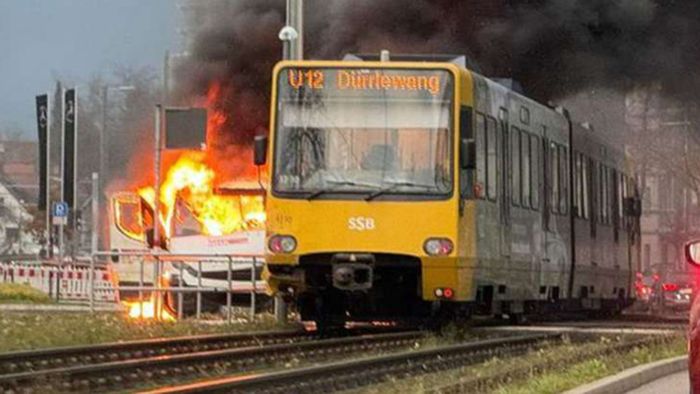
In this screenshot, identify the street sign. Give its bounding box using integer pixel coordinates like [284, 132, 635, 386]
[52, 216, 67, 226]
[52, 202, 69, 218]
[52, 202, 69, 225]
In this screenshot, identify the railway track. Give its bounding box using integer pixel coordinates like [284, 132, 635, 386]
[0, 328, 314, 375]
[144, 332, 563, 393]
[0, 330, 425, 393]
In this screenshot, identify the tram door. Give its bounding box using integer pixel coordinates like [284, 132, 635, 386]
[499, 108, 511, 258]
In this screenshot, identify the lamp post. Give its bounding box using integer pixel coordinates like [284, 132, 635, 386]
[100, 85, 135, 188]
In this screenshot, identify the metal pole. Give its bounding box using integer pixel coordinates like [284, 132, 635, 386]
[286, 0, 304, 60]
[153, 105, 162, 249]
[249, 257, 256, 322]
[58, 87, 65, 275]
[89, 253, 95, 313]
[163, 50, 170, 104]
[91, 173, 99, 254]
[71, 89, 79, 260]
[100, 87, 107, 199]
[196, 260, 202, 319]
[45, 92, 52, 259]
[270, 0, 300, 325]
[153, 105, 162, 319]
[296, 0, 303, 60]
[227, 257, 232, 324]
[139, 257, 144, 319]
[177, 262, 183, 320]
[153, 255, 161, 320]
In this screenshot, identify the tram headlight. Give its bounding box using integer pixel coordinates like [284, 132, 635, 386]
[269, 235, 297, 254]
[423, 238, 453, 256]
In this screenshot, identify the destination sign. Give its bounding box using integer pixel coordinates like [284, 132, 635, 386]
[285, 68, 448, 97]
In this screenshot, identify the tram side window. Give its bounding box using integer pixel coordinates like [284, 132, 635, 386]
[512, 127, 521, 206]
[582, 156, 590, 219]
[530, 134, 540, 210]
[521, 130, 531, 208]
[486, 116, 498, 201]
[550, 142, 559, 214]
[558, 145, 568, 214]
[475, 113, 486, 198]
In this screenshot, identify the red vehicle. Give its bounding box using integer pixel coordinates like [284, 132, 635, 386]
[684, 240, 700, 392]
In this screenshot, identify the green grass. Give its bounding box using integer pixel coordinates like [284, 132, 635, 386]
[0, 312, 285, 353]
[495, 335, 686, 394]
[0, 283, 54, 304]
[355, 333, 686, 394]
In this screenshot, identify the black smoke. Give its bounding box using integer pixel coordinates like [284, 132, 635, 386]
[176, 0, 700, 145]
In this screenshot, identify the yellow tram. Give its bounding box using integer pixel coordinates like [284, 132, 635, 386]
[257, 54, 640, 326]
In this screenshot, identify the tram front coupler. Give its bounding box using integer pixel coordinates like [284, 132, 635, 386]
[331, 253, 375, 291]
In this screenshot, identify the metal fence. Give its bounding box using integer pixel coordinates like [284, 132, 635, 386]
[0, 252, 266, 323]
[91, 250, 266, 323]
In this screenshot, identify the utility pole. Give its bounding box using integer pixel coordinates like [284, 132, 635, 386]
[163, 50, 170, 104]
[44, 93, 52, 259]
[279, 0, 303, 61]
[91, 172, 99, 254]
[59, 88, 65, 266]
[273, 0, 304, 324]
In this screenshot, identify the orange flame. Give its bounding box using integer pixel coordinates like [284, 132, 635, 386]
[122, 82, 265, 241]
[137, 152, 265, 238]
[123, 300, 175, 321]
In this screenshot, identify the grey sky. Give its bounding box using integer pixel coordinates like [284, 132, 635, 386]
[0, 0, 179, 139]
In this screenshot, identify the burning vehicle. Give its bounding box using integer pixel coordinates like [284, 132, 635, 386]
[110, 152, 268, 316]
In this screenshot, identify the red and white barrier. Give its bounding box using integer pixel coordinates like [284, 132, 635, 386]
[0, 262, 118, 303]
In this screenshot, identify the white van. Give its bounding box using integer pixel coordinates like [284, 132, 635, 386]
[109, 183, 267, 313]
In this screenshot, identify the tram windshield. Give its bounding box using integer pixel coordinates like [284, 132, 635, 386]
[273, 67, 454, 200]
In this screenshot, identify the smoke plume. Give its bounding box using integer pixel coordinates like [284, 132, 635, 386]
[176, 0, 700, 145]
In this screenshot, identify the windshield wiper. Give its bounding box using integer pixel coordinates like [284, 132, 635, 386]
[306, 180, 380, 200]
[365, 181, 434, 201]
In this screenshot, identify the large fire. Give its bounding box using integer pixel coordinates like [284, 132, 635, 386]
[116, 83, 266, 321]
[129, 82, 266, 241]
[136, 152, 265, 238]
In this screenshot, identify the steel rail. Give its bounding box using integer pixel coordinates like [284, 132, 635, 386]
[0, 328, 309, 375]
[145, 332, 562, 394]
[0, 330, 425, 393]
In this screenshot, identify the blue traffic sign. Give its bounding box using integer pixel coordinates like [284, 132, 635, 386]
[52, 202, 69, 218]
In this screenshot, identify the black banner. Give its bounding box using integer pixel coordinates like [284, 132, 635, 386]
[36, 94, 48, 211]
[62, 89, 77, 210]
